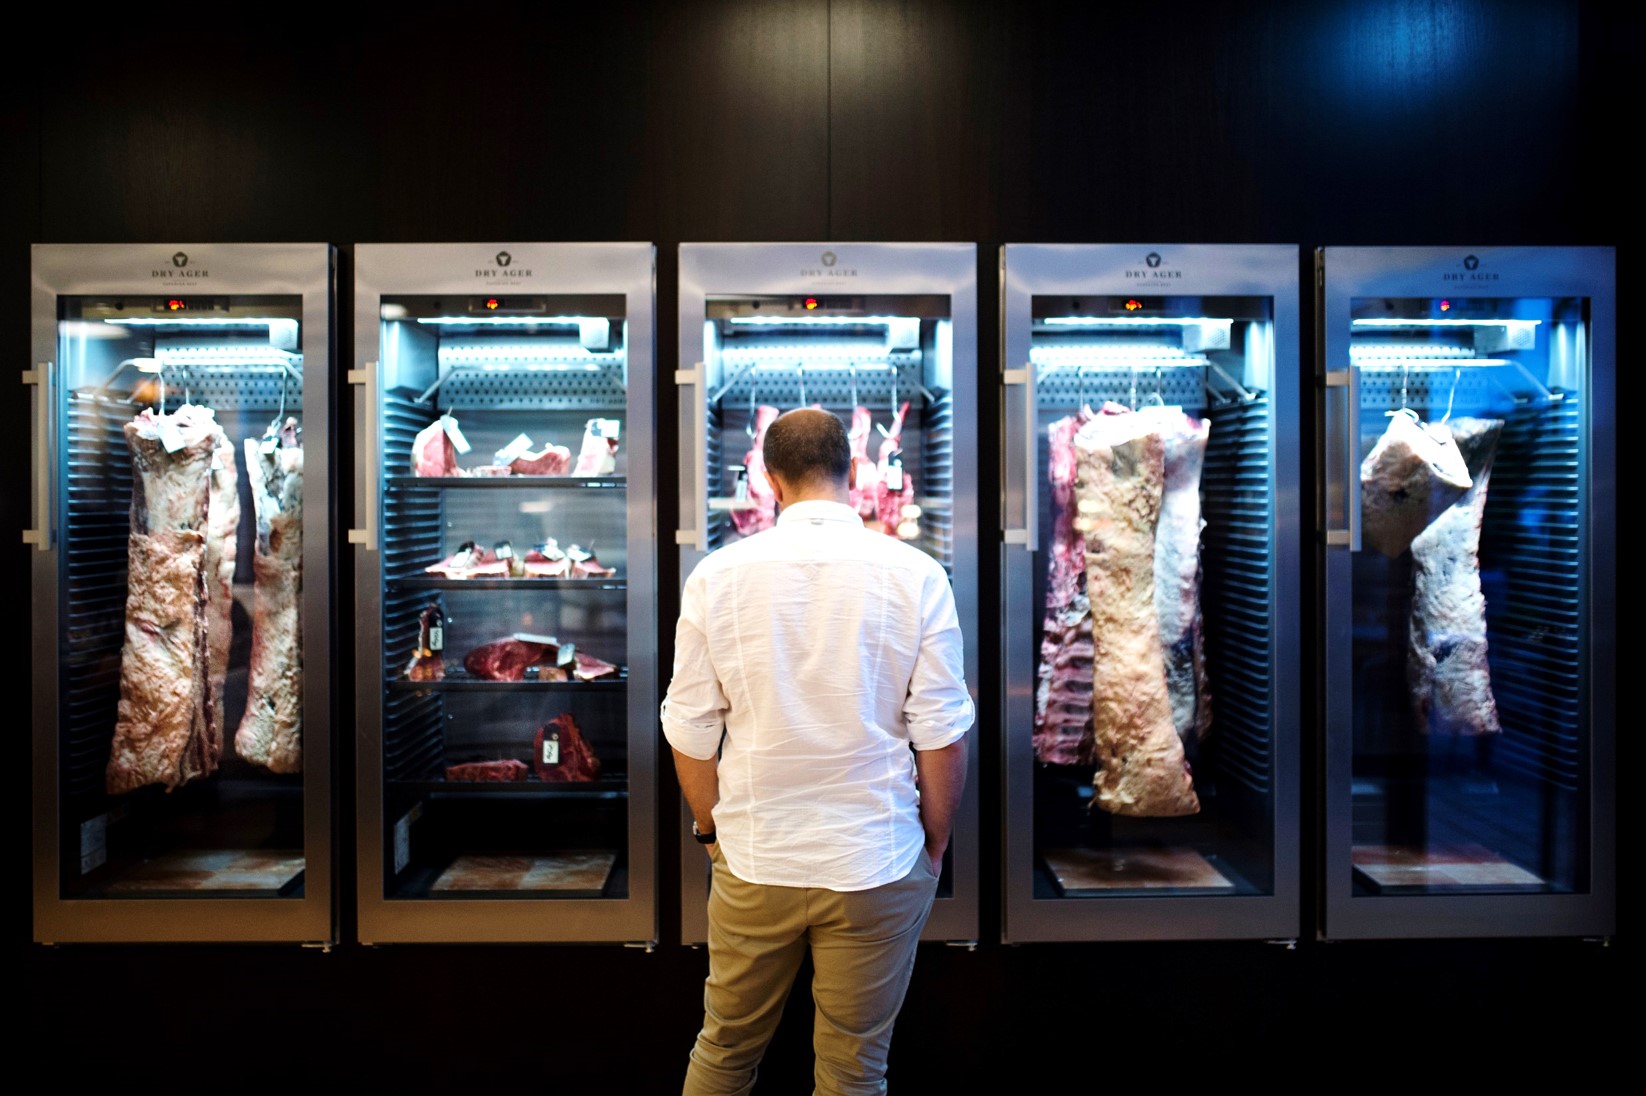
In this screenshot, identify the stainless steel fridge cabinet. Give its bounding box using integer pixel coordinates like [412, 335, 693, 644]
[353, 243, 658, 946]
[30, 243, 337, 945]
[1318, 246, 1615, 940]
[675, 242, 981, 946]
[999, 244, 1302, 942]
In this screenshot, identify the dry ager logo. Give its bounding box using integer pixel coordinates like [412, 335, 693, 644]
[475, 250, 532, 278]
[1445, 254, 1498, 282]
[800, 250, 857, 278]
[1125, 251, 1181, 280]
[152, 250, 209, 279]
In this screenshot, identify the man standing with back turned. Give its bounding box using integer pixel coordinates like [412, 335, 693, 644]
[662, 407, 973, 1096]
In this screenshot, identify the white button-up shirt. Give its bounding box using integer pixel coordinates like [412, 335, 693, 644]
[661, 499, 974, 891]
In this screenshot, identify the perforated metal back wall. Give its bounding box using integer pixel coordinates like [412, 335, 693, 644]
[380, 394, 447, 783]
[1483, 396, 1584, 793]
[1201, 397, 1275, 800]
[60, 392, 135, 803]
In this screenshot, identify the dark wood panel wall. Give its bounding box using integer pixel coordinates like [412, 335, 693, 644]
[9, 1, 1629, 1089]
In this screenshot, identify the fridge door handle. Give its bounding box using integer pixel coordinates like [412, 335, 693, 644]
[1002, 365, 1035, 548]
[348, 360, 378, 552]
[22, 362, 53, 550]
[675, 362, 707, 553]
[1324, 366, 1361, 550]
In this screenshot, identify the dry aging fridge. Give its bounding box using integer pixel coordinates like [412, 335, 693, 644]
[1000, 244, 1301, 941]
[353, 243, 657, 945]
[1318, 245, 1615, 939]
[31, 243, 337, 944]
[675, 242, 980, 945]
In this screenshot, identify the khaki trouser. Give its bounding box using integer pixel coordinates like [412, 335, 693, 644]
[682, 845, 940, 1096]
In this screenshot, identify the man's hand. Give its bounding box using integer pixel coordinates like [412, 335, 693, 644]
[913, 739, 966, 881]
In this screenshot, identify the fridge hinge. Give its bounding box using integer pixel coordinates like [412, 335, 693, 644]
[1323, 370, 1350, 388]
[1265, 938, 1299, 950]
[944, 939, 978, 951]
[1002, 368, 1029, 385]
[625, 940, 657, 953]
[302, 940, 334, 953]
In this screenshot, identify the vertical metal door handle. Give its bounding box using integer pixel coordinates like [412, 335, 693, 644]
[348, 361, 378, 552]
[22, 363, 53, 550]
[1324, 366, 1361, 550]
[1001, 365, 1036, 548]
[675, 362, 707, 553]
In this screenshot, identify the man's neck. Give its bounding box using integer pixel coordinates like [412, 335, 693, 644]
[773, 478, 850, 510]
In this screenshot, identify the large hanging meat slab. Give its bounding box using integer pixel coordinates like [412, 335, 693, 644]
[1073, 410, 1200, 817]
[235, 418, 304, 774]
[1408, 416, 1505, 736]
[1359, 409, 1472, 558]
[107, 406, 238, 794]
[1032, 408, 1097, 765]
[730, 404, 780, 537]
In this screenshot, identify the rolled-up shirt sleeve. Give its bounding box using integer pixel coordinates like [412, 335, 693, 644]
[660, 569, 729, 760]
[904, 564, 974, 751]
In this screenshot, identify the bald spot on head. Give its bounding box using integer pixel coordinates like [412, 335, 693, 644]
[762, 407, 850, 492]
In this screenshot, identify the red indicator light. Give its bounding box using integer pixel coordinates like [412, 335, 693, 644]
[167, 299, 186, 311]
[1439, 299, 1451, 312]
[1124, 299, 1143, 311]
[804, 297, 819, 310]
[485, 298, 500, 310]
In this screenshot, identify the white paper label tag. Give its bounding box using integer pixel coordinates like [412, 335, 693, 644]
[79, 815, 108, 875]
[440, 415, 472, 454]
[495, 433, 534, 463]
[157, 417, 187, 453]
[542, 735, 560, 765]
[259, 434, 279, 454]
[588, 418, 620, 440]
[885, 465, 903, 491]
[494, 541, 514, 559]
[428, 625, 443, 651]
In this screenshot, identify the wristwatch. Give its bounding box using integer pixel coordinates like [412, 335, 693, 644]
[692, 821, 717, 844]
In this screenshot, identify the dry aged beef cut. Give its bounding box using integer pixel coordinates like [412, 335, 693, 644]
[510, 442, 572, 476]
[523, 539, 617, 578]
[847, 405, 880, 519]
[1033, 402, 1212, 773]
[445, 759, 528, 782]
[572, 418, 621, 476]
[411, 415, 466, 477]
[534, 713, 601, 782]
[1139, 404, 1213, 743]
[1032, 407, 1098, 765]
[572, 651, 620, 681]
[405, 604, 446, 682]
[463, 634, 574, 681]
[235, 418, 304, 774]
[204, 421, 240, 773]
[1074, 409, 1200, 817]
[425, 541, 511, 579]
[1408, 416, 1505, 736]
[108, 406, 236, 794]
[1360, 409, 1473, 558]
[731, 404, 781, 537]
[873, 401, 914, 537]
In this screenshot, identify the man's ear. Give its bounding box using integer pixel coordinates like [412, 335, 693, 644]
[767, 470, 786, 508]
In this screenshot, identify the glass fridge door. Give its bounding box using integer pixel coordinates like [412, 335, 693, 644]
[676, 243, 979, 945]
[1000, 244, 1301, 942]
[31, 243, 335, 944]
[1320, 246, 1616, 939]
[354, 244, 657, 945]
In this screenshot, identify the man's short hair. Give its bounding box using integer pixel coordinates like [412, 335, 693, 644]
[763, 408, 851, 489]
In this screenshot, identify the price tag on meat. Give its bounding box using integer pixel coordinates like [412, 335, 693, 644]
[494, 540, 514, 560]
[589, 418, 620, 440]
[439, 414, 472, 454]
[541, 733, 560, 766]
[495, 433, 534, 463]
[156, 416, 187, 454]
